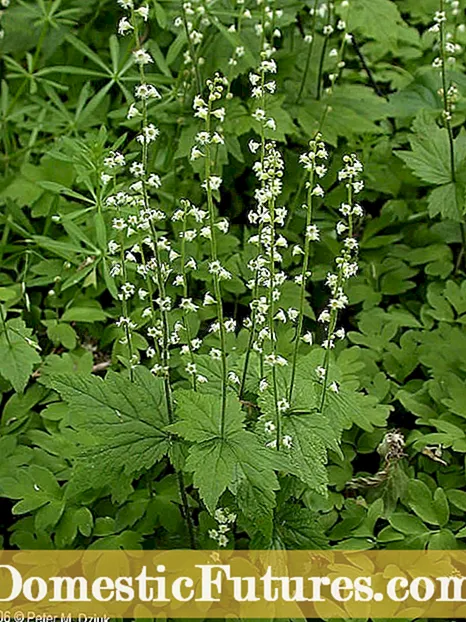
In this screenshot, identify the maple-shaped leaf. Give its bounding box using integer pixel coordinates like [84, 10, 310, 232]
[0, 317, 41, 393]
[169, 390, 283, 537]
[50, 367, 171, 501]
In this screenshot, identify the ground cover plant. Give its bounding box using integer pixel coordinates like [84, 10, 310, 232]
[1, 0, 466, 564]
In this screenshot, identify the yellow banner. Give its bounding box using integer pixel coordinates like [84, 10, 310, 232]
[0, 550, 465, 619]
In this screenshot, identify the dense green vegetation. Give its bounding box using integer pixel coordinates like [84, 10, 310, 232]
[0, 0, 466, 556]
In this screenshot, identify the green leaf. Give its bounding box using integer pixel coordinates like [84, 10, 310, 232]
[447, 489, 466, 511]
[348, 0, 405, 46]
[389, 513, 429, 535]
[0, 465, 62, 515]
[46, 322, 77, 350]
[253, 504, 329, 549]
[427, 182, 465, 222]
[170, 390, 280, 536]
[396, 113, 466, 188]
[61, 306, 107, 323]
[49, 367, 171, 501]
[0, 317, 41, 393]
[407, 480, 449, 526]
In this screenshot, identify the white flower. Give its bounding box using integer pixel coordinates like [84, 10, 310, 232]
[137, 124, 159, 144]
[203, 176, 222, 191]
[148, 174, 161, 188]
[118, 17, 133, 35]
[212, 107, 225, 122]
[218, 534, 228, 547]
[180, 298, 198, 312]
[228, 371, 240, 384]
[130, 162, 145, 177]
[203, 292, 216, 306]
[186, 362, 197, 375]
[302, 332, 313, 344]
[133, 49, 153, 65]
[306, 225, 320, 241]
[316, 366, 326, 380]
[282, 435, 293, 449]
[127, 103, 141, 119]
[259, 378, 268, 392]
[277, 398, 289, 413]
[135, 84, 161, 100]
[224, 318, 236, 332]
[264, 421, 276, 434]
[135, 4, 149, 20]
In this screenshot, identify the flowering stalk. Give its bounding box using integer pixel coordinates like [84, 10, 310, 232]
[436, 1, 456, 182]
[116, 0, 196, 548]
[288, 135, 328, 403]
[177, 199, 199, 391]
[263, 145, 285, 450]
[317, 153, 364, 411]
[193, 74, 230, 437]
[240, 14, 279, 397]
[430, 0, 466, 267]
[180, 2, 203, 93]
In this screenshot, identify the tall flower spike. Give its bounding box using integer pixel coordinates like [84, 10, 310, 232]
[318, 153, 364, 411]
[288, 134, 328, 403]
[240, 3, 281, 399]
[109, 0, 196, 548]
[192, 73, 231, 436]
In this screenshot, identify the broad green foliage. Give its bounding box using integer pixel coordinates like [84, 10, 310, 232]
[170, 390, 283, 537]
[396, 112, 466, 220]
[1, 0, 466, 570]
[49, 368, 171, 501]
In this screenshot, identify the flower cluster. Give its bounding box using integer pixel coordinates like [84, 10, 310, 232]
[103, 0, 178, 376]
[325, 1, 352, 94]
[240, 16, 295, 452]
[208, 507, 237, 547]
[172, 0, 212, 91]
[430, 1, 463, 123]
